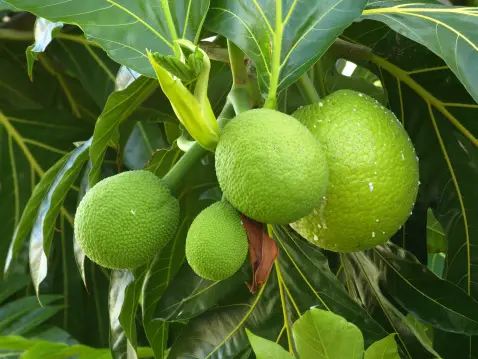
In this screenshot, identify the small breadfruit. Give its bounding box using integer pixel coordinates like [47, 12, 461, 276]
[215, 108, 328, 224]
[186, 201, 248, 281]
[74, 170, 180, 269]
[291, 89, 419, 252]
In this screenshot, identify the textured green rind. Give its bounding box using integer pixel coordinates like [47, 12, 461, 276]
[75, 170, 180, 269]
[292, 90, 419, 252]
[215, 108, 329, 224]
[185, 201, 248, 281]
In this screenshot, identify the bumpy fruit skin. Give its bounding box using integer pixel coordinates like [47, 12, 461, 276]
[186, 201, 248, 281]
[291, 90, 419, 252]
[215, 108, 328, 224]
[74, 170, 179, 269]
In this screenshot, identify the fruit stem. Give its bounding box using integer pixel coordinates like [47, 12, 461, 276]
[228, 87, 252, 115]
[163, 100, 237, 196]
[296, 73, 320, 104]
[163, 141, 207, 195]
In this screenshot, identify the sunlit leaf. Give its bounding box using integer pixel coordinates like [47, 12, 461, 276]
[4, 0, 210, 77]
[362, 1, 478, 103]
[364, 334, 400, 359]
[246, 329, 293, 359]
[206, 0, 366, 97]
[292, 308, 364, 359]
[88, 77, 157, 187]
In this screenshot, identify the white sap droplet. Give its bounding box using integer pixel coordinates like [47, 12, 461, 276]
[382, 231, 386, 234]
[416, 156, 419, 161]
[353, 108, 356, 112]
[418, 181, 421, 185]
[401, 152, 405, 160]
[318, 120, 323, 123]
[319, 102, 324, 107]
[372, 232, 375, 238]
[313, 235, 319, 241]
[373, 161, 377, 165]
[374, 171, 377, 175]
[359, 93, 363, 97]
[376, 219, 380, 222]
[313, 125, 317, 128]
[130, 210, 136, 215]
[410, 211, 413, 215]
[369, 182, 374, 192]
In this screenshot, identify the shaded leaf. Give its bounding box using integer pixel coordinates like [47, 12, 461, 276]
[246, 328, 293, 359]
[374, 243, 478, 335]
[155, 263, 249, 322]
[273, 226, 387, 346]
[292, 308, 364, 359]
[168, 272, 282, 359]
[5, 0, 210, 77]
[142, 146, 218, 358]
[26, 18, 63, 79]
[29, 139, 91, 295]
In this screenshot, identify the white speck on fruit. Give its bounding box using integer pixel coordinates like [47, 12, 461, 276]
[372, 232, 375, 238]
[318, 120, 323, 123]
[401, 152, 405, 160]
[130, 210, 136, 215]
[374, 171, 377, 175]
[376, 219, 379, 222]
[359, 93, 363, 97]
[353, 108, 356, 112]
[373, 161, 377, 165]
[369, 182, 374, 192]
[319, 102, 324, 107]
[418, 180, 421, 185]
[410, 211, 413, 215]
[313, 235, 319, 241]
[317, 223, 322, 229]
[382, 231, 386, 234]
[416, 156, 419, 161]
[273, 146, 277, 150]
[313, 125, 317, 128]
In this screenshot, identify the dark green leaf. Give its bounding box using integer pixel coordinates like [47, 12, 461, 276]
[155, 263, 249, 321]
[273, 225, 386, 346]
[29, 139, 91, 294]
[364, 334, 400, 359]
[109, 268, 146, 359]
[0, 275, 30, 305]
[427, 209, 445, 254]
[374, 243, 478, 335]
[246, 329, 293, 359]
[362, 1, 478, 102]
[206, 0, 366, 94]
[123, 123, 168, 170]
[26, 18, 63, 79]
[168, 272, 282, 359]
[142, 148, 219, 358]
[88, 77, 157, 186]
[292, 308, 364, 359]
[5, 0, 210, 77]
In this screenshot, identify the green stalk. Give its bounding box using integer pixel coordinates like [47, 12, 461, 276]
[264, 1, 283, 109]
[162, 141, 207, 196]
[228, 40, 248, 88]
[228, 87, 252, 115]
[296, 73, 320, 104]
[160, 0, 181, 58]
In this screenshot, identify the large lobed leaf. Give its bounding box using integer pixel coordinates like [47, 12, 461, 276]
[4, 0, 210, 77]
[206, 0, 367, 97]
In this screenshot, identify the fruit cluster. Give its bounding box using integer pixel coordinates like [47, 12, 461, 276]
[74, 90, 419, 282]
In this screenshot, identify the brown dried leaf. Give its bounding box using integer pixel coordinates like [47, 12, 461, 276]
[241, 215, 278, 293]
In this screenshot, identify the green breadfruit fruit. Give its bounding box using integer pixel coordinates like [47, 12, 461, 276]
[291, 89, 419, 252]
[186, 201, 248, 281]
[74, 170, 180, 269]
[215, 108, 329, 225]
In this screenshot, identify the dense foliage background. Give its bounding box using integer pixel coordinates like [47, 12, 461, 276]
[0, 0, 477, 358]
